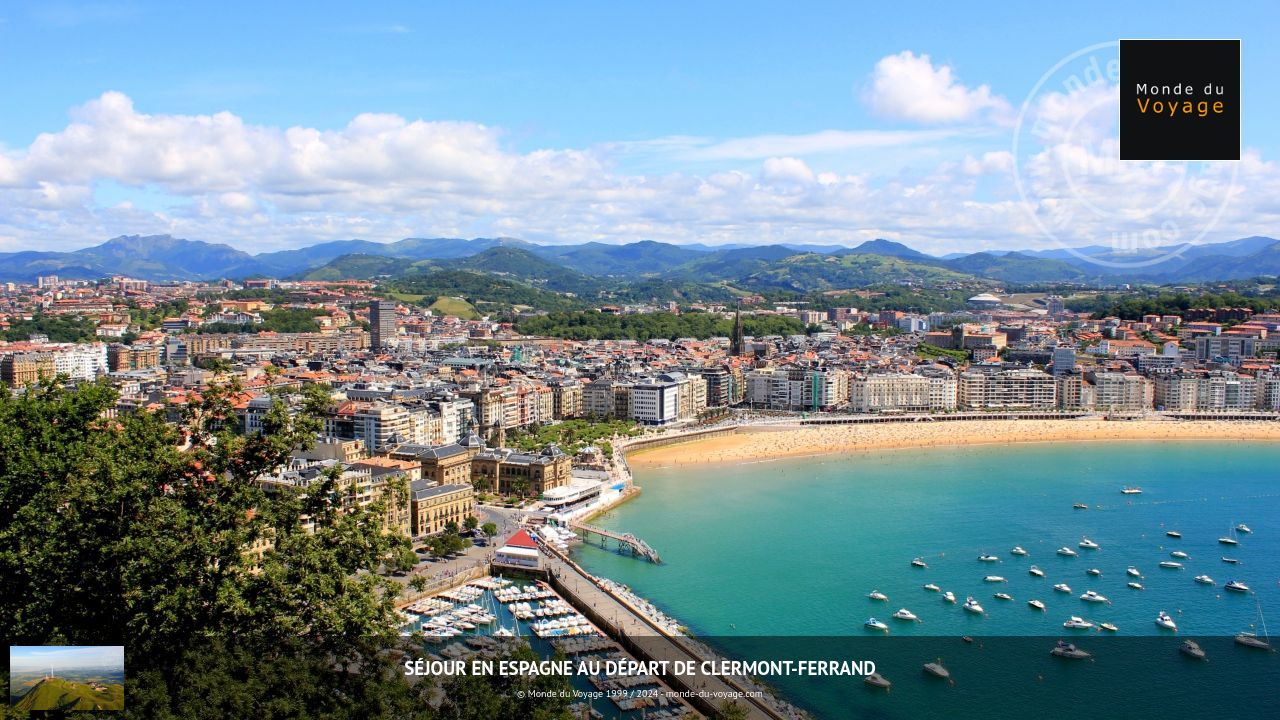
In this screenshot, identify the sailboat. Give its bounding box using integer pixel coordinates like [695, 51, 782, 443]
[1235, 599, 1273, 650]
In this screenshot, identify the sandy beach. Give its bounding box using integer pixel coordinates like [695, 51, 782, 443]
[626, 419, 1280, 468]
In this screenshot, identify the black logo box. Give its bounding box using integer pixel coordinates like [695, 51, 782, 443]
[1120, 39, 1240, 161]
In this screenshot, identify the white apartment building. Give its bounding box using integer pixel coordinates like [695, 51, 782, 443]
[1088, 372, 1152, 413]
[631, 375, 681, 425]
[849, 368, 956, 413]
[52, 343, 109, 381]
[958, 368, 1056, 410]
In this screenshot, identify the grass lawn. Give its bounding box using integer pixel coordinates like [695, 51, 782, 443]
[429, 296, 481, 320]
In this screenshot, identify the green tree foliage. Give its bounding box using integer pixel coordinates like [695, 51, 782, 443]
[126, 298, 190, 331]
[0, 379, 571, 719]
[0, 312, 98, 343]
[515, 311, 805, 341]
[505, 419, 639, 454]
[192, 307, 328, 334]
[1073, 290, 1280, 319]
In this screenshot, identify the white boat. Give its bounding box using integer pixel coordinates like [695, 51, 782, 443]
[1166, 530, 1181, 538]
[1235, 598, 1272, 650]
[1128, 582, 1144, 590]
[1126, 566, 1142, 577]
[911, 557, 928, 568]
[978, 554, 1000, 562]
[1057, 547, 1078, 557]
[1053, 583, 1072, 593]
[994, 592, 1013, 601]
[864, 671, 892, 689]
[1235, 523, 1252, 534]
[1170, 550, 1189, 559]
[1028, 599, 1046, 610]
[1029, 565, 1046, 577]
[1221, 557, 1240, 564]
[923, 583, 940, 592]
[963, 596, 984, 614]
[1086, 568, 1102, 577]
[868, 590, 889, 601]
[864, 617, 890, 632]
[1218, 536, 1239, 546]
[983, 575, 1007, 583]
[1063, 616, 1093, 629]
[1079, 590, 1109, 603]
[923, 661, 950, 679]
[1078, 537, 1100, 550]
[943, 591, 957, 604]
[1121, 486, 1143, 494]
[1011, 546, 1028, 556]
[1099, 622, 1119, 633]
[1155, 611, 1178, 631]
[1159, 561, 1183, 569]
[1194, 575, 1215, 585]
[1050, 640, 1092, 659]
[1224, 580, 1250, 593]
[892, 608, 919, 622]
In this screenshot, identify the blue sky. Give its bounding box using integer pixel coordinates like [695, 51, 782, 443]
[9, 645, 124, 671]
[1, 1, 1277, 254]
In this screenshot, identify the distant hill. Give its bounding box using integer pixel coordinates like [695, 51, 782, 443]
[13, 677, 124, 712]
[944, 251, 1090, 283]
[3, 233, 1278, 286]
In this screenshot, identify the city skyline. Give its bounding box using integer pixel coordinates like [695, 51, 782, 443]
[1, 2, 1278, 256]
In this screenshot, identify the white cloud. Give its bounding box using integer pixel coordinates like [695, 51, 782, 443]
[0, 90, 1276, 257]
[864, 51, 1012, 125]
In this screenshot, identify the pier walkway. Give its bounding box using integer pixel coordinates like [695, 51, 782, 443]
[568, 520, 662, 563]
[544, 554, 784, 720]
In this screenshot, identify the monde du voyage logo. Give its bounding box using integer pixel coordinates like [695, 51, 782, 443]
[1120, 39, 1240, 160]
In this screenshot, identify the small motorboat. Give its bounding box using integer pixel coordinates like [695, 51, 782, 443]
[1029, 565, 1046, 577]
[1050, 640, 1091, 659]
[911, 557, 928, 568]
[994, 592, 1013, 601]
[1028, 599, 1046, 611]
[892, 608, 920, 622]
[1063, 616, 1093, 629]
[1221, 557, 1240, 564]
[1128, 582, 1144, 590]
[1166, 530, 1181, 538]
[962, 596, 984, 614]
[1099, 622, 1118, 632]
[1224, 580, 1250, 593]
[1073, 503, 1088, 509]
[1079, 590, 1109, 603]
[1057, 547, 1078, 557]
[1126, 566, 1142, 577]
[1011, 546, 1028, 556]
[868, 590, 889, 601]
[983, 575, 1007, 583]
[1121, 486, 1143, 494]
[1078, 537, 1100, 550]
[922, 661, 950, 679]
[1219, 536, 1239, 546]
[1170, 550, 1189, 559]
[943, 591, 957, 604]
[1235, 523, 1252, 534]
[1159, 561, 1183, 569]
[864, 672, 892, 689]
[865, 617, 890, 632]
[978, 554, 1000, 562]
[1180, 640, 1207, 660]
[923, 583, 941, 592]
[1086, 568, 1102, 577]
[1053, 583, 1072, 593]
[1194, 575, 1215, 585]
[1155, 611, 1178, 631]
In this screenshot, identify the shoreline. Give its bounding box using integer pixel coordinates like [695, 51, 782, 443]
[624, 418, 1280, 469]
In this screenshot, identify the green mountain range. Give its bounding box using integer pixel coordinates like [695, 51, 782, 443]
[3, 233, 1279, 290]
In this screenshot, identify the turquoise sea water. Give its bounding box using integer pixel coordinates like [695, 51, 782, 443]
[573, 441, 1280, 719]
